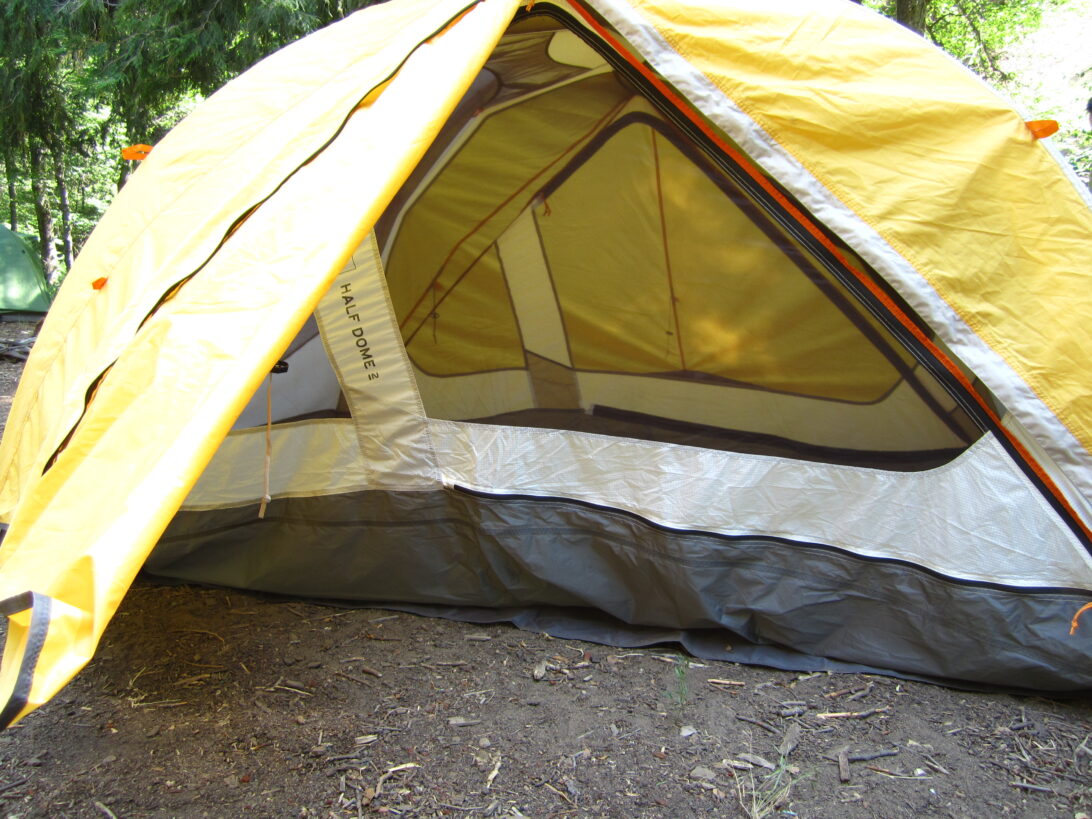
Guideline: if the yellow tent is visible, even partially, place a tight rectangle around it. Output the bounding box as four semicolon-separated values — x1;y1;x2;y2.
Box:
3;0;1092;726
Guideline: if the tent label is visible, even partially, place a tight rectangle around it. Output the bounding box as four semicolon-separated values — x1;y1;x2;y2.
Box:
341;284;379;380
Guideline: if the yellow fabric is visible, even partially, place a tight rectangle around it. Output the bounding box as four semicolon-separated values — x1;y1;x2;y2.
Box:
388;71;631;355
0;0;498;522
536;117;905;401
0;0;519;726
628;0;1092;452
405;245;526;374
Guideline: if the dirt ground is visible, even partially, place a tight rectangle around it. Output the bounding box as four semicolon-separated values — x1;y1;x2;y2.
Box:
0;320;1090;819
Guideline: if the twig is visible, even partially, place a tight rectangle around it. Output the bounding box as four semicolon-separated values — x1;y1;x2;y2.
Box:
815;707;890;720
867;766;929;780
922;754;951;775
0;778;27;796
846;683;874;702
707;679;746;688
824;683;871;700
94;802;118;819
438;804;488;812
1011;781;1053;794
273;684;314;697
544;781;576;806
848;749;899;763
374;763;419;799
336;671;375;687
170;628;225;643
341;659;383;677
735;715;779;735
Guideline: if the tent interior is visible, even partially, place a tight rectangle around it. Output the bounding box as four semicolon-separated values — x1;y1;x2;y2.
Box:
226;15;983;472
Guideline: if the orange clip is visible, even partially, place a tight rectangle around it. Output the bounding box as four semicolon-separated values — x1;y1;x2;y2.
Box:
1069;601;1092;635
1025;120;1058;140
121;144;153;161
91;277;108;290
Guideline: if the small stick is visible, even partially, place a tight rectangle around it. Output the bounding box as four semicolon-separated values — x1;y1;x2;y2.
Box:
867;766;929;780
824;684;869;699
544;782;576;806
735;715;779;735
438;804;489;812
0;778;27;796
171;628;225;643
846;684;874;702
847;749;899;763
815;707;890;720
94;803;119;819
1011;781;1052;793
336;671;375;687
922;754;951;775
707;679;746;687
341;659;382;677
273;684;314;697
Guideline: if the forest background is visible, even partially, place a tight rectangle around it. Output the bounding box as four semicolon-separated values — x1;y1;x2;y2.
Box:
2;0;1091;287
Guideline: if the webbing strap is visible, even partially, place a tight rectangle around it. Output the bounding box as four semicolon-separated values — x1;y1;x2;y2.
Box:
0;592;52;730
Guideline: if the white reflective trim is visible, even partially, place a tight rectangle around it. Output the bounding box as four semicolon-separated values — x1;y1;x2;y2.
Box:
432;420;1092;589
585;0;1092;521
316;234;441;489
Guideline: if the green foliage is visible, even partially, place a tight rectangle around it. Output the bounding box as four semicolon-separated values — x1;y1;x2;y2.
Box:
864;0;1052;81
0;0;1087;282
0;0;382;279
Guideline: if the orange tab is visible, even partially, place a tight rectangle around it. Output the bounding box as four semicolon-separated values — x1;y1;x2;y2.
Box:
1069;601;1092;635
121;144;153;161
91;277;108;290
1025;120;1058;140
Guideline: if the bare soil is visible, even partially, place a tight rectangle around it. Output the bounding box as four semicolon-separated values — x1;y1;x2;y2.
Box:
0;320;1090;819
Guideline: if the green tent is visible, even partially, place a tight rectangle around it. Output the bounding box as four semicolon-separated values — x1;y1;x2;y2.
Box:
0;226;51;315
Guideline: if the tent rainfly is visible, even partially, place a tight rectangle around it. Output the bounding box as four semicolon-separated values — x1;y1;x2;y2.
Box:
0;226;51;317
2;0;1092;728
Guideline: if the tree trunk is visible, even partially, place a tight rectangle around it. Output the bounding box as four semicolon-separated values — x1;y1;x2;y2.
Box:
51;148;75;272
28;143;60;284
4;146;17;232
896;0;928;34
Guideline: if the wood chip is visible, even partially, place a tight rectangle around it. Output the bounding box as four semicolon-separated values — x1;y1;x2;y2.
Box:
448;716;482;727
737;752;775;770
837;747;851;783
778;723;802;758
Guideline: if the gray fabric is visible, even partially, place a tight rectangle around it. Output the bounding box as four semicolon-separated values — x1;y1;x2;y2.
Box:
0;591;52;729
149;488;1092;691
